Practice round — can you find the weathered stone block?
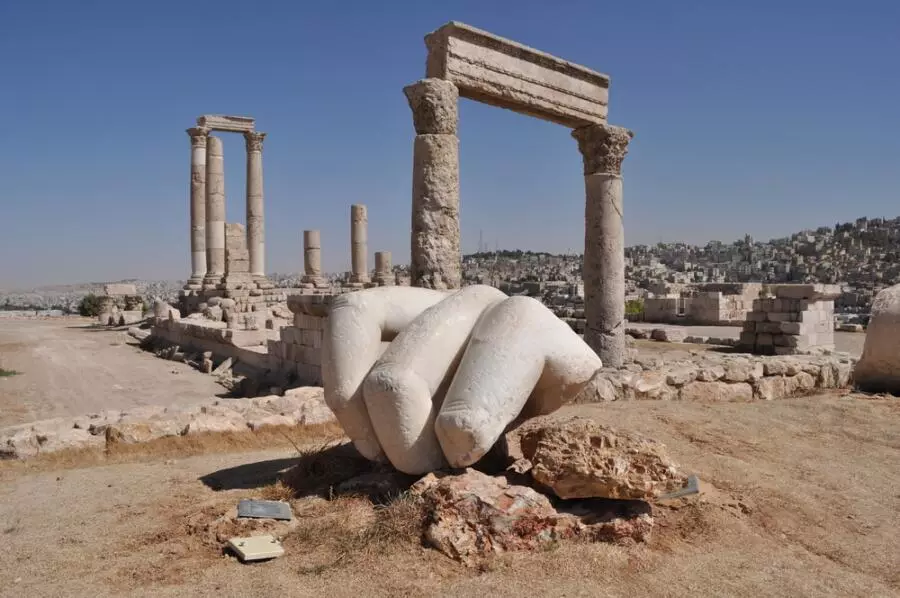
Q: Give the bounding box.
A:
[680,381,754,402]
[425,21,609,128]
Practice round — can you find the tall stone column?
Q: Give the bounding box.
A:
[203,136,226,287]
[302,229,325,286]
[374,251,393,286]
[349,204,370,284]
[186,127,209,288]
[404,78,460,289]
[244,131,267,281]
[572,123,633,367]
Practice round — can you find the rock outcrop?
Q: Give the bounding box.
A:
[415,469,652,565]
[517,417,687,500]
[854,284,900,393]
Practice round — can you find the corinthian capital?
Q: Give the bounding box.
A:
[572,124,633,175]
[186,127,210,148]
[244,131,267,152]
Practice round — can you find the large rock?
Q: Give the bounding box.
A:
[105,419,184,444]
[518,417,687,500]
[680,380,753,402]
[417,469,652,565]
[651,328,686,343]
[854,285,900,393]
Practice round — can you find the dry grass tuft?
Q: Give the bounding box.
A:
[286,491,428,575]
[281,439,375,497]
[259,481,295,502]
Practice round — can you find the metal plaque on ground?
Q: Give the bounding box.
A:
[237,499,293,521]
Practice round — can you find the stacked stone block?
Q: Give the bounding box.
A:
[270,312,324,385]
[738,285,839,355]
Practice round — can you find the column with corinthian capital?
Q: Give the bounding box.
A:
[244,131,267,282]
[572,123,634,368]
[186,127,209,288]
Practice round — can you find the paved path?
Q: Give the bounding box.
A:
[0,317,225,427]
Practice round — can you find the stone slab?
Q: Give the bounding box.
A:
[770,284,841,301]
[226,535,284,562]
[104,283,137,296]
[197,114,255,133]
[425,21,609,128]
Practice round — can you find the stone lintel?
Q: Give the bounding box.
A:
[769,284,842,301]
[196,114,256,133]
[425,21,609,128]
[104,283,137,296]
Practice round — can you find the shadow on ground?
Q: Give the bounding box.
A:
[199,457,300,490]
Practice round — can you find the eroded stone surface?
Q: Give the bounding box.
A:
[518,417,687,500]
[854,284,900,394]
[418,468,651,565]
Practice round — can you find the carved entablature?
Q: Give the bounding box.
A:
[424,21,609,128]
[572,124,633,175]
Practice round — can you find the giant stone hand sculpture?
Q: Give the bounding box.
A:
[322,285,602,475]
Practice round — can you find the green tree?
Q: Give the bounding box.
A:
[78,293,105,317]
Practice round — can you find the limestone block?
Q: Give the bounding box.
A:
[519,417,687,499]
[680,381,754,402]
[197,114,255,133]
[755,376,788,400]
[404,78,459,135]
[424,22,609,128]
[300,329,323,348]
[854,286,900,392]
[104,283,137,296]
[723,359,764,383]
[771,284,841,301]
[785,371,816,393]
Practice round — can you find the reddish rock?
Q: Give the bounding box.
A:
[418,468,654,565]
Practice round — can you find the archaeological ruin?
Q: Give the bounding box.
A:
[404,22,633,366]
[181,115,284,315]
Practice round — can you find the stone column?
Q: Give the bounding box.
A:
[349,204,369,284]
[186,127,209,288]
[244,131,267,281]
[302,229,325,286]
[404,78,460,289]
[203,136,226,287]
[572,123,633,368]
[374,251,393,286]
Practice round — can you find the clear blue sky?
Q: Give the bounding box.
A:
[1,0,898,288]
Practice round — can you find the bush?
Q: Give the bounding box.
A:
[625,299,644,316]
[78,293,105,317]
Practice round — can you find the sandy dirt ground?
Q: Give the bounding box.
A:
[0,317,226,427]
[1,395,898,597]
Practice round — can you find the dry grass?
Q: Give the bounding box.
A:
[286,492,428,575]
[0,421,346,476]
[281,438,376,497]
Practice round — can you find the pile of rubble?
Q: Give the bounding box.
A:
[579,351,855,402]
[627,327,738,346]
[0,387,334,460]
[319,417,688,565]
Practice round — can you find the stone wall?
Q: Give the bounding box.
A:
[737,284,839,355]
[267,311,325,385]
[578,352,854,403]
